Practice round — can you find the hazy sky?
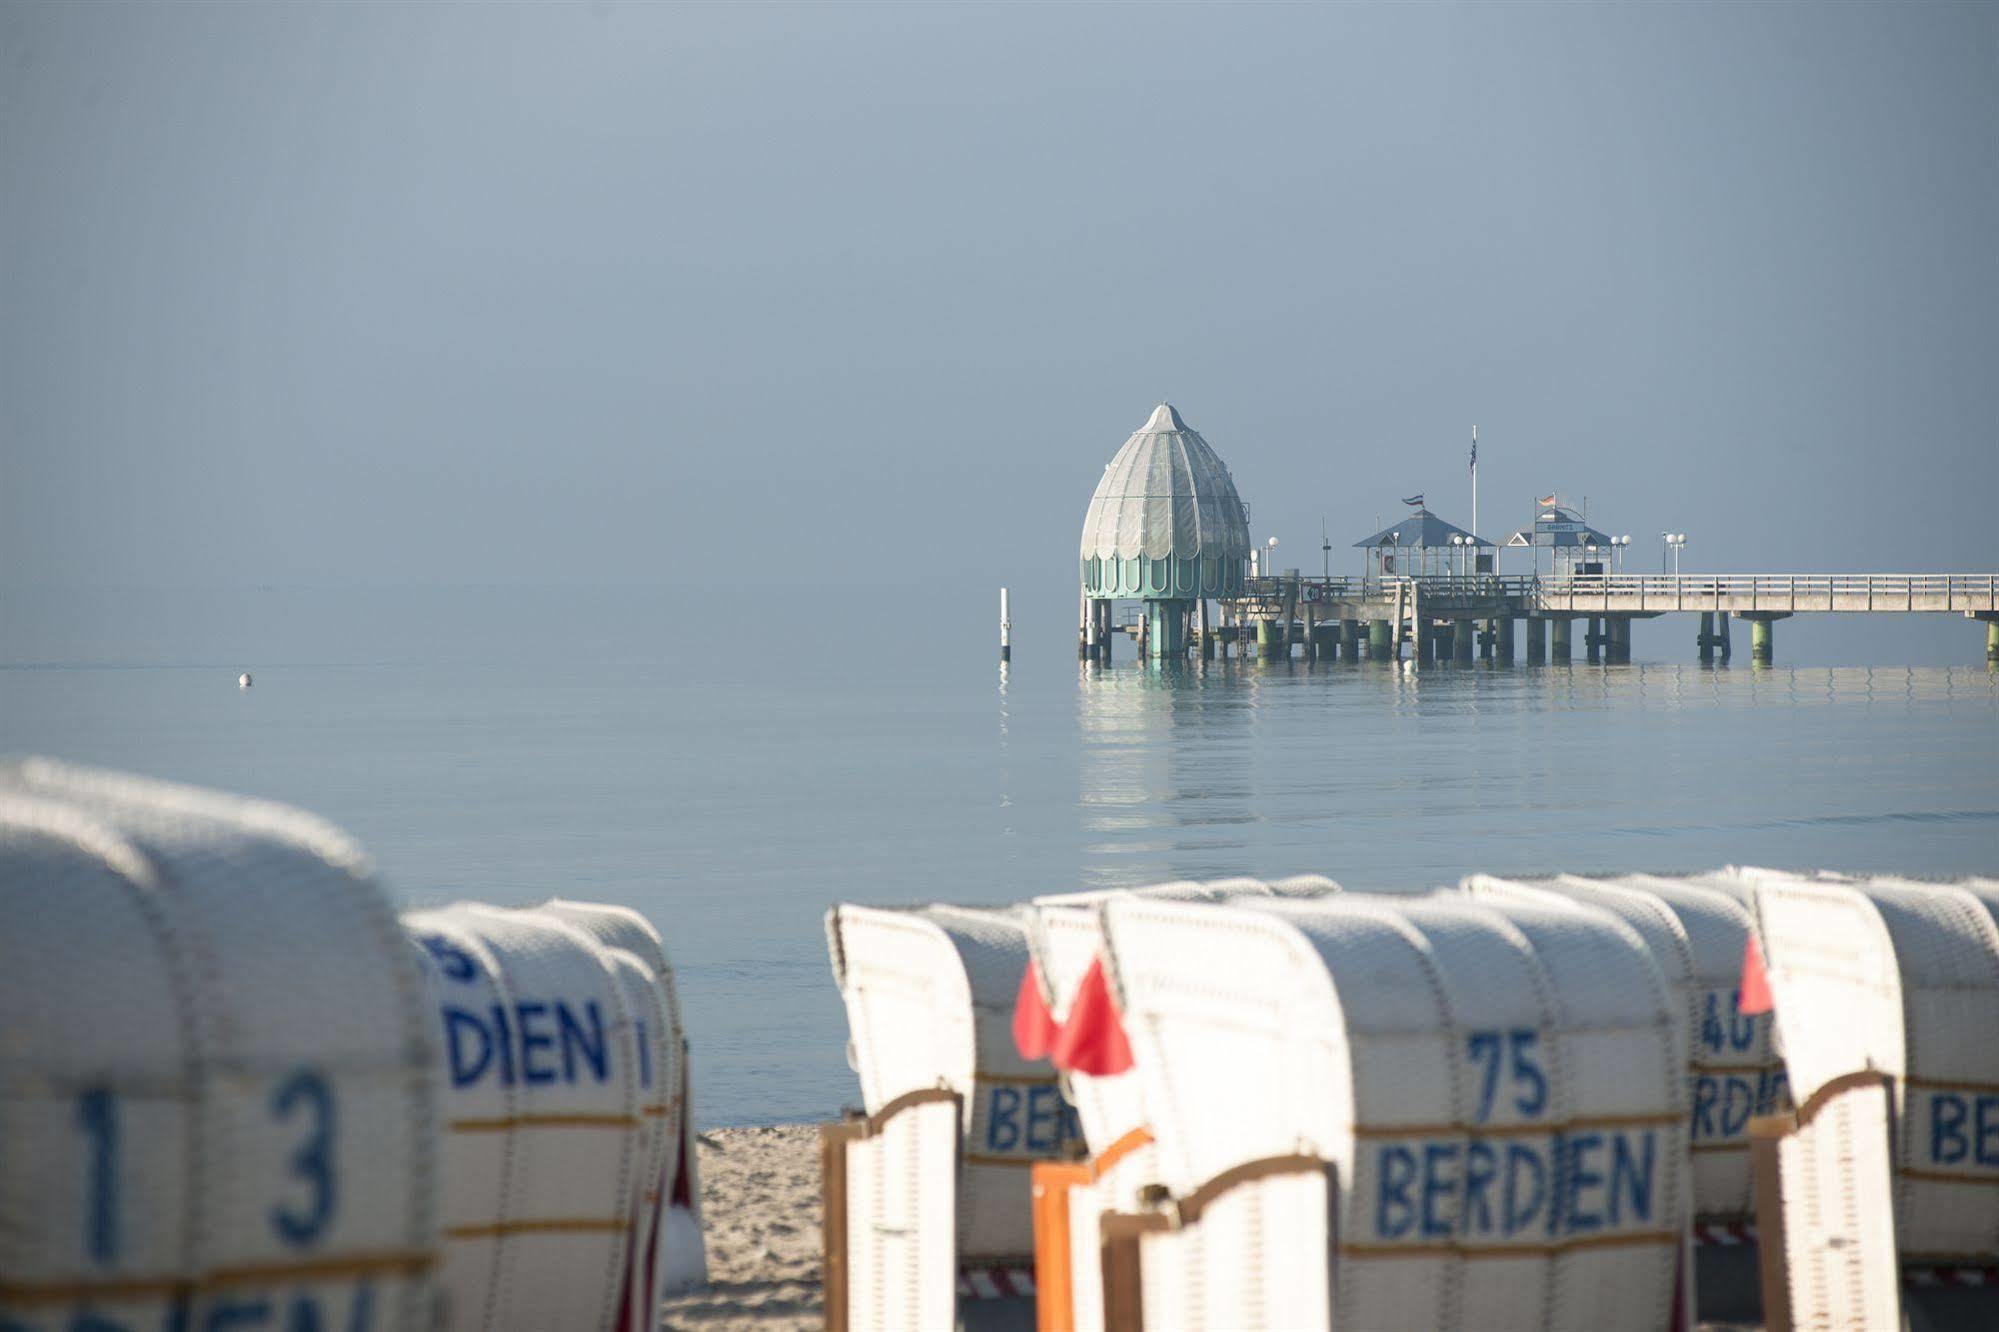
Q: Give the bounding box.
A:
[5,2,1996,594]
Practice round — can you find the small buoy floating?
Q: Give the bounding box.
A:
[238,672,253,688]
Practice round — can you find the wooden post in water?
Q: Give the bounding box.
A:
[1199,598,1214,659]
[1526,616,1547,663]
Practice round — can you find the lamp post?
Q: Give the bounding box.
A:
[1661,532,1687,576]
[1610,534,1631,573]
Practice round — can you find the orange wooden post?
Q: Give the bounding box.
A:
[1032,1161,1091,1332]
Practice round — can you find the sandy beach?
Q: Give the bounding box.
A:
[662,1126,824,1331]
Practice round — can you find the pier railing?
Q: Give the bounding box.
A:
[1254,574,1999,615]
[1530,573,1999,614]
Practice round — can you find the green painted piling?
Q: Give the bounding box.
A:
[1497,618,1516,663]
[1552,618,1572,661]
[1607,618,1631,664]
[1699,611,1715,663]
[1453,619,1475,662]
[1342,619,1361,658]
[1586,616,1602,664]
[1526,617,1547,662]
[1368,619,1392,658]
[1145,599,1189,660]
[1751,617,1774,663]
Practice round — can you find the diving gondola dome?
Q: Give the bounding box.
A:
[1079,404,1251,600]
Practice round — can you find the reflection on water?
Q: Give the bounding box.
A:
[1073,658,1999,894]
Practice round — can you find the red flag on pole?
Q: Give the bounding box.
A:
[1013,960,1059,1060]
[1051,957,1134,1076]
[1738,935,1774,1015]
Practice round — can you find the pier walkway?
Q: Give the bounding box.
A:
[1102,573,1999,664]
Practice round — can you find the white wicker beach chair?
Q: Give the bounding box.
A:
[1099,892,1689,1332]
[1468,873,1786,1322]
[535,899,703,1302]
[825,903,1079,1331]
[0,760,439,1332]
[1746,870,1999,1331]
[403,903,649,1332]
[1020,876,1342,1332]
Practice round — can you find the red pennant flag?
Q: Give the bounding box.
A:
[1013,960,1059,1060]
[1738,935,1774,1015]
[1051,956,1134,1076]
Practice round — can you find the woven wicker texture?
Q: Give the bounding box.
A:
[404,913,518,1332]
[600,946,674,1332]
[406,903,643,1332]
[1470,874,1773,1222]
[0,797,200,1332]
[1749,870,1999,1262]
[827,903,1069,1264]
[845,1096,959,1332]
[0,760,439,1332]
[1104,893,1686,1332]
[534,898,701,1300]
[1777,1079,1903,1331]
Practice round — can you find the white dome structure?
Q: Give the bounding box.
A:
[1079,404,1250,601]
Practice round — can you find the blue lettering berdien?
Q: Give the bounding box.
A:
[1369,1127,1661,1245]
[978,1081,1083,1158]
[1923,1087,1999,1169]
[441,1001,613,1089]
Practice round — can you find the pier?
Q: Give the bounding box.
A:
[1089,573,1999,665]
[1077,403,1999,667]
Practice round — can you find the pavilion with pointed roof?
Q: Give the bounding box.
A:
[1505,503,1616,576]
[1354,507,1493,580]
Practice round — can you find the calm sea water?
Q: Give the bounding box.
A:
[4,586,1996,1125]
